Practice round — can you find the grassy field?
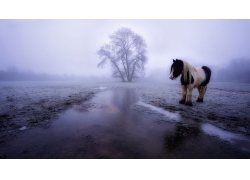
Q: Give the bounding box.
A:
[0,80,250,140]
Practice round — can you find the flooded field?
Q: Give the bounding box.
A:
[0,81,250,158]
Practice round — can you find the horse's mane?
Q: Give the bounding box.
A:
[183,60,196,84]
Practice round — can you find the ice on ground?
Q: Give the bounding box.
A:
[137,101,180,121]
[19,126,27,131]
[201,123,250,142]
[92,86,107,90]
[1,81,250,137]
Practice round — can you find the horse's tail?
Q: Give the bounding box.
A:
[201,66,211,86]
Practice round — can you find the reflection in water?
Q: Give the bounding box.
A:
[92,88,139,110]
[136,98,250,154]
[164,124,200,150]
[1,88,250,158]
[109,88,140,110]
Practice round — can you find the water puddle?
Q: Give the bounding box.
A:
[1,88,250,158]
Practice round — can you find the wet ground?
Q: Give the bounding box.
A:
[1,87,250,158]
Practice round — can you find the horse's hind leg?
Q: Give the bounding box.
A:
[179,85,186,104]
[197,86,203,102]
[197,86,207,102]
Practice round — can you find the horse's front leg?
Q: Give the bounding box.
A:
[185,85,193,106]
[179,85,187,104]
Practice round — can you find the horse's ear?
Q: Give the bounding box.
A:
[173,59,176,63]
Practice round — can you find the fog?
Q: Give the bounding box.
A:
[0,66,116,82]
[1,19,250,82]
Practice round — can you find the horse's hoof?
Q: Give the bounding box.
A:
[185,102,193,106]
[197,98,203,102]
[179,100,186,104]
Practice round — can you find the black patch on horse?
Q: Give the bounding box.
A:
[200,66,211,86]
[181,70,194,85]
[171,59,183,78]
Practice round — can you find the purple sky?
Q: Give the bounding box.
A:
[1,19,250,77]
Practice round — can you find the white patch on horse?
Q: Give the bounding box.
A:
[182,61,196,84]
[193,67,206,87]
[183,61,206,88]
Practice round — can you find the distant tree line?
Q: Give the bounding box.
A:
[0,69,63,81]
[0,67,115,82]
[213,58,250,83]
[1,58,250,83]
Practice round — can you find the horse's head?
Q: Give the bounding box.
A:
[169,59,183,80]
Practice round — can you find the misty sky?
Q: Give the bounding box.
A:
[1,19,250,77]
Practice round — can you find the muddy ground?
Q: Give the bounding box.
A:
[0,81,250,158]
[0,82,98,137]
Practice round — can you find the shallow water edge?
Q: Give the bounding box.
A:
[1,87,250,158]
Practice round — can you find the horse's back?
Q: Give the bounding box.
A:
[193,67,206,87]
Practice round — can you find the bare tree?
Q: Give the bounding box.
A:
[97,27,147,82]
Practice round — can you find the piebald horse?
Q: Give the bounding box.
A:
[169,59,211,106]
